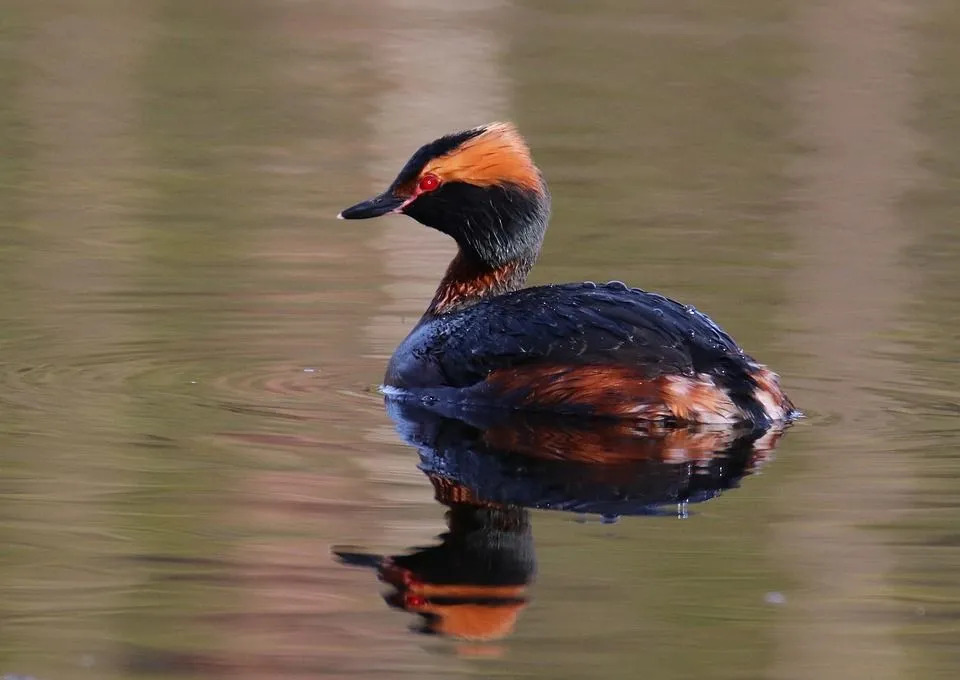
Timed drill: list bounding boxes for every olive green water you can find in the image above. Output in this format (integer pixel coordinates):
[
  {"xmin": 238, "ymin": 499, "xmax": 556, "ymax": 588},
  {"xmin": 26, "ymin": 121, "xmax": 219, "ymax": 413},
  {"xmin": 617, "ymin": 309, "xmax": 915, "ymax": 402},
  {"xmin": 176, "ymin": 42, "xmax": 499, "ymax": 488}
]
[{"xmin": 1, "ymin": 0, "xmax": 959, "ymax": 678}]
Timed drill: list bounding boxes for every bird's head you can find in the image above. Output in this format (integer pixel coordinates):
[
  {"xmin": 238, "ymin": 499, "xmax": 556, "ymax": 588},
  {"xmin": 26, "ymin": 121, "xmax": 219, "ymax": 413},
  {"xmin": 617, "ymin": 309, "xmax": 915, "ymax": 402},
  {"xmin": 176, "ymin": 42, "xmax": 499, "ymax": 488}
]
[{"xmin": 339, "ymin": 122, "xmax": 550, "ymax": 267}]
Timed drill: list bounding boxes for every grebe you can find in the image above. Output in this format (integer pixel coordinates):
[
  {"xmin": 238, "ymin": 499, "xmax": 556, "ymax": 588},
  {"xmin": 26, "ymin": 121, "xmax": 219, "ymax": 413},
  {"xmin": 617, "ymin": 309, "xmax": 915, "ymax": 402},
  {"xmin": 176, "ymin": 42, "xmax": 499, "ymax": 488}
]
[{"xmin": 339, "ymin": 122, "xmax": 795, "ymax": 424}]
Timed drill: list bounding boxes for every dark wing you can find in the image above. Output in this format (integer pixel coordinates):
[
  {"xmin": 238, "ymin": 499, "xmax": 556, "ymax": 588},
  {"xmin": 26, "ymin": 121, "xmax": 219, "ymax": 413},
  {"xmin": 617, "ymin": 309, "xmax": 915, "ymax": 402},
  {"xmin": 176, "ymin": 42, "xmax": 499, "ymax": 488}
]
[{"xmin": 432, "ymin": 282, "xmax": 753, "ymax": 385}]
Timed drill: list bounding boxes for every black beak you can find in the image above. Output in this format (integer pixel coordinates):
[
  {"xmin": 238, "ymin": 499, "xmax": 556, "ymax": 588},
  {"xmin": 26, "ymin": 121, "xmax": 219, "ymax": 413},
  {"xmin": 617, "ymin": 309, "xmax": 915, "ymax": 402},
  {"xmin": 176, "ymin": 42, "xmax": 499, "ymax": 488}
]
[{"xmin": 338, "ymin": 191, "xmax": 405, "ymax": 220}]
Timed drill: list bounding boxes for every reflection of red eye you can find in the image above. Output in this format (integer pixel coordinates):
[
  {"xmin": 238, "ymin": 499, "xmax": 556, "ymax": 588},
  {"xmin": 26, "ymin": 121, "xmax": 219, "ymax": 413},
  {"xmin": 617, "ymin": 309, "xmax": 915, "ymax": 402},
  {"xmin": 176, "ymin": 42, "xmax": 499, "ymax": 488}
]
[
  {"xmin": 404, "ymin": 594, "xmax": 427, "ymax": 609},
  {"xmin": 417, "ymin": 173, "xmax": 440, "ymax": 193}
]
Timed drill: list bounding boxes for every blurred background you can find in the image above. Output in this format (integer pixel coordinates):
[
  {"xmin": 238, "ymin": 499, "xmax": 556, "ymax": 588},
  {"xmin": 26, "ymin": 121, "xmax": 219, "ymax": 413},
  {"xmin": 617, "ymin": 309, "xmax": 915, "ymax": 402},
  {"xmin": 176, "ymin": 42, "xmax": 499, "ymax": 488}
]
[{"xmin": 1, "ymin": 0, "xmax": 959, "ymax": 678}]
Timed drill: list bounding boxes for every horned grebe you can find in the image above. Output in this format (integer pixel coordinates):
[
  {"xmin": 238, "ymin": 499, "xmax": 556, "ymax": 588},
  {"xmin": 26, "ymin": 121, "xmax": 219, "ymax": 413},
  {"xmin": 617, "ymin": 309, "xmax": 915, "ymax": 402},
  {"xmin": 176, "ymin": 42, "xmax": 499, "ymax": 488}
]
[{"xmin": 339, "ymin": 123, "xmax": 795, "ymax": 424}]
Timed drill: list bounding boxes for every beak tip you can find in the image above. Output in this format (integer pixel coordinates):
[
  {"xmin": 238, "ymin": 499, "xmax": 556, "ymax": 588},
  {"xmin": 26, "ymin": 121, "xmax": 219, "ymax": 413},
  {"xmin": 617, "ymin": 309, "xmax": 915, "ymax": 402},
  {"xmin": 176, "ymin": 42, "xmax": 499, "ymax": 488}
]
[{"xmin": 336, "ymin": 212, "xmax": 344, "ymax": 220}]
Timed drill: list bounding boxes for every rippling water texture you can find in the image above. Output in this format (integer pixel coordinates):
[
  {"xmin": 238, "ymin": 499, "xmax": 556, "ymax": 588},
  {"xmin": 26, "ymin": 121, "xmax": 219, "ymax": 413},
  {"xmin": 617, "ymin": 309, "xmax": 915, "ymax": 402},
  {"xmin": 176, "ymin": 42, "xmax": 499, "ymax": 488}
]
[{"xmin": 1, "ymin": 1, "xmax": 959, "ymax": 678}]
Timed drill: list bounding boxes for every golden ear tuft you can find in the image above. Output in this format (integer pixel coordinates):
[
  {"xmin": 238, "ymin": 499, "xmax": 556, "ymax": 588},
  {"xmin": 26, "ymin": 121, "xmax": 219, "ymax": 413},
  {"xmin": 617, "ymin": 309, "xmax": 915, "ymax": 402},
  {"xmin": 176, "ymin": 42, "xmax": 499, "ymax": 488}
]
[{"xmin": 424, "ymin": 122, "xmax": 542, "ymax": 193}]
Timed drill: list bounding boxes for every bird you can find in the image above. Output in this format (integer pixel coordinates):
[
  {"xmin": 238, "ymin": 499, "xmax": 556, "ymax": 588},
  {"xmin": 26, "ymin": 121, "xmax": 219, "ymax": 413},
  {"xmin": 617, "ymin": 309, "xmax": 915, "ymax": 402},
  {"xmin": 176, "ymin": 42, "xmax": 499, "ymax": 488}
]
[{"xmin": 339, "ymin": 122, "xmax": 796, "ymax": 425}]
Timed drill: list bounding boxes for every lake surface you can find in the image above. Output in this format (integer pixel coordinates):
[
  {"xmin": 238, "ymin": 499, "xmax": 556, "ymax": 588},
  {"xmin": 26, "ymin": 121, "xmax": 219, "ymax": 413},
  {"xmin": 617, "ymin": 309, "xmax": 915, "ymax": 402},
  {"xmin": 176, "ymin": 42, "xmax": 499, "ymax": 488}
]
[{"xmin": 1, "ymin": 1, "xmax": 958, "ymax": 678}]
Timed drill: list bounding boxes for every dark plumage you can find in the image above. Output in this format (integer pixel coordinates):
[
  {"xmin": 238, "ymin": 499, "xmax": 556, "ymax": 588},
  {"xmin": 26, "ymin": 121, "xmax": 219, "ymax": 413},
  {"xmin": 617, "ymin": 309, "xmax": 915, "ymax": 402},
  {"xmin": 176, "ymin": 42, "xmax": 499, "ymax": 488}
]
[{"xmin": 340, "ymin": 122, "xmax": 796, "ymax": 424}]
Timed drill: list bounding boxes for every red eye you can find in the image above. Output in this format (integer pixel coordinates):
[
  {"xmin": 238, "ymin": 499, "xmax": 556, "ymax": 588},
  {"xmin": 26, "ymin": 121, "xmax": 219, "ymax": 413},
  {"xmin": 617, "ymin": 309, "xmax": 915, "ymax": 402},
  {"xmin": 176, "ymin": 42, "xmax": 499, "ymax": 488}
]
[{"xmin": 417, "ymin": 173, "xmax": 441, "ymax": 193}]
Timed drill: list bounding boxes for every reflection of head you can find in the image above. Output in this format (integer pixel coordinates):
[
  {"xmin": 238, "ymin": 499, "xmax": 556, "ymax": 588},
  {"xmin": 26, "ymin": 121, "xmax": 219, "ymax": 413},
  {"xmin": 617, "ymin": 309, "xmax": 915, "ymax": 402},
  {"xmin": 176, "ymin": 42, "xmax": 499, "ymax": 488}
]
[
  {"xmin": 379, "ymin": 501, "xmax": 535, "ymax": 641},
  {"xmin": 335, "ymin": 498, "xmax": 535, "ymax": 642},
  {"xmin": 386, "ymin": 586, "xmax": 527, "ymax": 641}
]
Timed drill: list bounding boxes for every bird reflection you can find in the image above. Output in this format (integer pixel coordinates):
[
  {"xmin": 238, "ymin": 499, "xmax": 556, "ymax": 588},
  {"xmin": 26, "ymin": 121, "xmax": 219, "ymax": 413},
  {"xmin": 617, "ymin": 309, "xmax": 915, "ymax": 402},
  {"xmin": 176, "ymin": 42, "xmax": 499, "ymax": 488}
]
[
  {"xmin": 335, "ymin": 400, "xmax": 789, "ymax": 642},
  {"xmin": 337, "ymin": 501, "xmax": 533, "ymax": 642}
]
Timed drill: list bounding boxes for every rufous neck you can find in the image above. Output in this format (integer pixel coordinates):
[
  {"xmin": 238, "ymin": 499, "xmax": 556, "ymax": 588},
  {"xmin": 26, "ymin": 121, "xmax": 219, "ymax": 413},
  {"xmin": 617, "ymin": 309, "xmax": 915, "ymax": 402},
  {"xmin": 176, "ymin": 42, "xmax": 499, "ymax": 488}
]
[{"xmin": 425, "ymin": 251, "xmax": 532, "ymax": 317}]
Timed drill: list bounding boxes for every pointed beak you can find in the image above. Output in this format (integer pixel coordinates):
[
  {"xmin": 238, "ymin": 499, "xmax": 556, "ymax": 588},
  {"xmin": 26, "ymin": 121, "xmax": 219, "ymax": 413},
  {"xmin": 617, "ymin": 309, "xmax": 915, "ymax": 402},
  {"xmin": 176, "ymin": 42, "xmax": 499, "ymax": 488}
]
[{"xmin": 337, "ymin": 191, "xmax": 406, "ymax": 220}]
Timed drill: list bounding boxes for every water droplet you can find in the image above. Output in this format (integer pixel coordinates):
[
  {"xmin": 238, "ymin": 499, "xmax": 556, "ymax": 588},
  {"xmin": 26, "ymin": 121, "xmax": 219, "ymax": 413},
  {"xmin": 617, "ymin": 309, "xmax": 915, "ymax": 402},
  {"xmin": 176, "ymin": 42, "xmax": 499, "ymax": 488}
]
[{"xmin": 764, "ymin": 591, "xmax": 786, "ymax": 605}]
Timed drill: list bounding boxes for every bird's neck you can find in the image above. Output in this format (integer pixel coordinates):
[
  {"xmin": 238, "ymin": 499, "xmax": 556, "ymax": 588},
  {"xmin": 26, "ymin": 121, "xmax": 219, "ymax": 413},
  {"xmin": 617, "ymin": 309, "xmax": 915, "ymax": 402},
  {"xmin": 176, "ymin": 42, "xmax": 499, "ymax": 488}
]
[{"xmin": 425, "ymin": 250, "xmax": 533, "ymax": 317}]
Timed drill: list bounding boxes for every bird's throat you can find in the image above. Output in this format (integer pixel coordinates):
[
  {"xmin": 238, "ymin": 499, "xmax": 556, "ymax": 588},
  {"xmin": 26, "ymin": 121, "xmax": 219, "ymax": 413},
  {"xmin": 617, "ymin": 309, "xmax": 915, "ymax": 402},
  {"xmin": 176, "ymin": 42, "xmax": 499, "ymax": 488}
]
[{"xmin": 425, "ymin": 251, "xmax": 532, "ymax": 317}]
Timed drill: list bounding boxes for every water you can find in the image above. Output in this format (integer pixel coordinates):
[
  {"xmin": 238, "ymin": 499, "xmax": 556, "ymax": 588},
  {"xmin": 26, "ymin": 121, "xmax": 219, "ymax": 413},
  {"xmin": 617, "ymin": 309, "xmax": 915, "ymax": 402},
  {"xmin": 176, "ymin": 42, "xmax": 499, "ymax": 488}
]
[{"xmin": 1, "ymin": 0, "xmax": 958, "ymax": 678}]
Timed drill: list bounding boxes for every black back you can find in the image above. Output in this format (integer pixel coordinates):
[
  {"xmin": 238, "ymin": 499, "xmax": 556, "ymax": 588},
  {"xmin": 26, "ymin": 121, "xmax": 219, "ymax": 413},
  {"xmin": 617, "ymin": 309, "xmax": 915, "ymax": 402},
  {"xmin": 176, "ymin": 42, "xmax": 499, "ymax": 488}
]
[{"xmin": 386, "ymin": 281, "xmax": 762, "ymax": 407}]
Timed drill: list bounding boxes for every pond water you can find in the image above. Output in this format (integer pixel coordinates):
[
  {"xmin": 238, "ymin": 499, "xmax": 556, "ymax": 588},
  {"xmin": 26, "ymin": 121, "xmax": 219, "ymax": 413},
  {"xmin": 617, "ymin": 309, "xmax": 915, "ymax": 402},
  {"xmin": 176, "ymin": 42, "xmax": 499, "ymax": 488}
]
[{"xmin": 1, "ymin": 1, "xmax": 959, "ymax": 679}]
